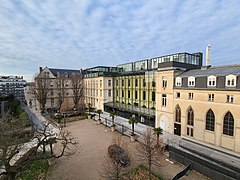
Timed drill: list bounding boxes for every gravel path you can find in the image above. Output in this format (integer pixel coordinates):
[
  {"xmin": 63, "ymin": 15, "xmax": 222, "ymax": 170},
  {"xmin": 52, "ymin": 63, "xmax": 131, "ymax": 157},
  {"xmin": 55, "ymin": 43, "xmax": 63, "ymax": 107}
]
[{"xmin": 47, "ymin": 119, "xmax": 208, "ymax": 180}]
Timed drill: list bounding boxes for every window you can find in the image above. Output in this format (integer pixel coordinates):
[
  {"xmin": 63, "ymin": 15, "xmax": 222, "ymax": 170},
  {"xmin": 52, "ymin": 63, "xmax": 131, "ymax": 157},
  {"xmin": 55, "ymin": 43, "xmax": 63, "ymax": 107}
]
[
  {"xmin": 207, "ymin": 76, "xmax": 216, "ymax": 87},
  {"xmin": 143, "ymin": 91, "xmax": 146, "ymax": 100},
  {"xmin": 162, "ymin": 76, "xmax": 167, "ymax": 88},
  {"xmin": 188, "ymin": 93, "xmax": 193, "ymax": 100},
  {"xmin": 108, "ymin": 90, "xmax": 111, "ymax": 97},
  {"xmin": 187, "ymin": 107, "xmax": 194, "ymax": 126},
  {"xmin": 122, "ymin": 79, "xmax": 124, "ymax": 86},
  {"xmin": 175, "ymin": 105, "xmax": 181, "ymax": 122},
  {"xmin": 116, "ymin": 90, "xmax": 118, "ymax": 97},
  {"xmin": 175, "ymin": 77, "xmax": 182, "ymax": 86},
  {"xmin": 223, "ymin": 111, "xmax": 234, "ymax": 136},
  {"xmin": 208, "ymin": 94, "xmax": 214, "ymax": 101},
  {"xmin": 176, "ymin": 92, "xmax": 180, "ymax": 98},
  {"xmin": 188, "ymin": 76, "xmax": 195, "ymax": 86},
  {"xmin": 100, "ymin": 90, "xmax": 102, "ymax": 97},
  {"xmin": 206, "ymin": 109, "xmax": 215, "ymax": 131},
  {"xmin": 65, "ymin": 81, "xmax": 69, "ymax": 87},
  {"xmin": 152, "ymin": 81, "xmax": 156, "ymax": 87},
  {"xmin": 51, "ymin": 98, "xmax": 54, "ymax": 107},
  {"xmin": 50, "ymin": 90, "xmax": 54, "ymax": 96},
  {"xmin": 135, "ymin": 91, "xmax": 138, "ymax": 99},
  {"xmin": 100, "ymin": 80, "xmax": 102, "ymax": 88},
  {"xmin": 143, "ymin": 79, "xmax": 146, "ymax": 87},
  {"xmin": 152, "ymin": 92, "xmax": 155, "ymax": 101},
  {"xmin": 116, "ymin": 80, "xmax": 118, "ymax": 86},
  {"xmin": 187, "ymin": 127, "xmax": 193, "ymax": 137},
  {"xmin": 162, "ymin": 94, "xmax": 167, "ymax": 106},
  {"xmin": 50, "ymin": 81, "xmax": 54, "ymax": 87},
  {"xmin": 122, "ymin": 90, "xmax": 124, "ymax": 97},
  {"xmin": 108, "ymin": 80, "xmax": 111, "ymax": 86},
  {"xmin": 135, "ymin": 79, "xmax": 138, "ymax": 87},
  {"xmin": 226, "ymin": 75, "xmax": 236, "ymax": 87},
  {"xmin": 128, "ymin": 90, "xmax": 130, "ymax": 98},
  {"xmin": 128, "ymin": 79, "xmax": 131, "ymax": 86},
  {"xmin": 226, "ymin": 95, "xmax": 233, "ymax": 103}
]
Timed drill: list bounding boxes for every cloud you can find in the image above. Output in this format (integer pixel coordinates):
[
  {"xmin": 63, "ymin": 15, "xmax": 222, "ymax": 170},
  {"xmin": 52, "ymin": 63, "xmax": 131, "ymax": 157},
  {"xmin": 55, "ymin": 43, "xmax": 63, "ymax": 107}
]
[{"xmin": 0, "ymin": 0, "xmax": 240, "ymax": 81}]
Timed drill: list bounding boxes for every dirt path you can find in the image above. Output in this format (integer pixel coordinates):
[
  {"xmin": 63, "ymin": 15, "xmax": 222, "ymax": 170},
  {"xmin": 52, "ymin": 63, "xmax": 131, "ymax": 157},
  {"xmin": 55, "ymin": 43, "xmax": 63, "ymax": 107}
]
[{"xmin": 47, "ymin": 119, "xmax": 208, "ymax": 180}]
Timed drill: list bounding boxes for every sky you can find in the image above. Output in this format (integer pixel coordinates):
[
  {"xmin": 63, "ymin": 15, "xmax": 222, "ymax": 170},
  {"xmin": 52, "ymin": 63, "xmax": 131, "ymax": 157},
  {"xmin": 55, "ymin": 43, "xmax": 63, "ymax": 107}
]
[{"xmin": 0, "ymin": 0, "xmax": 240, "ymax": 81}]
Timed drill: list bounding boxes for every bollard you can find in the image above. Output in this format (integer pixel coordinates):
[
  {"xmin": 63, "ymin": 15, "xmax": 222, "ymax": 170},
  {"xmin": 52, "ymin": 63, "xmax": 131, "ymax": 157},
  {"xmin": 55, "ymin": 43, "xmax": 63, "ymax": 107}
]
[
  {"xmin": 121, "ymin": 124, "xmax": 124, "ymax": 135},
  {"xmin": 105, "ymin": 118, "xmax": 107, "ymax": 127}
]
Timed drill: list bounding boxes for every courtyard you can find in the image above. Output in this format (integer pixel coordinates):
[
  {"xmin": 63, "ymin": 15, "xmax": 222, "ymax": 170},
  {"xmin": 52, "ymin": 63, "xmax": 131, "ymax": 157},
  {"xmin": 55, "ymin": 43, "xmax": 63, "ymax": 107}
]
[{"xmin": 47, "ymin": 119, "xmax": 208, "ymax": 180}]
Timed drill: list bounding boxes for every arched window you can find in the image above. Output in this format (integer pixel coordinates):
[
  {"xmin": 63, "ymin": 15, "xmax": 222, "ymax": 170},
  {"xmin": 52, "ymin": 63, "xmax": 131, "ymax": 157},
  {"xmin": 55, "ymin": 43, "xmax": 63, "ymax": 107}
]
[
  {"xmin": 175, "ymin": 105, "xmax": 181, "ymax": 122},
  {"xmin": 187, "ymin": 107, "xmax": 194, "ymax": 126},
  {"xmin": 206, "ymin": 109, "xmax": 215, "ymax": 131},
  {"xmin": 223, "ymin": 112, "xmax": 234, "ymax": 136}
]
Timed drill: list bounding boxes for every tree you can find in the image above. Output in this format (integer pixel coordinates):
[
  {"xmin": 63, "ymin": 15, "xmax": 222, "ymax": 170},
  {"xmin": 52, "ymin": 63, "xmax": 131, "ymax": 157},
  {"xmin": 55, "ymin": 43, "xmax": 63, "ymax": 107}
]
[
  {"xmin": 69, "ymin": 72, "xmax": 84, "ymax": 112},
  {"xmin": 96, "ymin": 109, "xmax": 102, "ymax": 120},
  {"xmin": 128, "ymin": 115, "xmax": 138, "ymax": 136},
  {"xmin": 55, "ymin": 74, "xmax": 67, "ymax": 111},
  {"xmin": 109, "ymin": 111, "xmax": 116, "ymax": 127},
  {"xmin": 31, "ymin": 76, "xmax": 50, "ymax": 112},
  {"xmin": 136, "ymin": 128, "xmax": 160, "ymax": 180},
  {"xmin": 153, "ymin": 127, "xmax": 163, "ymax": 146}
]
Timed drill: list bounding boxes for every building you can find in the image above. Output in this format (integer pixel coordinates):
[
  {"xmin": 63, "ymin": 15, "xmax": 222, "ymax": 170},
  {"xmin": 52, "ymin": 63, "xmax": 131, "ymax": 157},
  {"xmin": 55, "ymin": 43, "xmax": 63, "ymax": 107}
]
[
  {"xmin": 35, "ymin": 67, "xmax": 82, "ymax": 111},
  {"xmin": 0, "ymin": 75, "xmax": 26, "ymax": 101},
  {"xmin": 83, "ymin": 66, "xmax": 119, "ymax": 110}
]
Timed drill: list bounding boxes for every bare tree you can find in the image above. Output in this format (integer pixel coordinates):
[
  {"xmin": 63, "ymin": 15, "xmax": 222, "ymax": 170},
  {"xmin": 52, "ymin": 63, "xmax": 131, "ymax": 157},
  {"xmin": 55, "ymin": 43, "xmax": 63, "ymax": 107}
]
[
  {"xmin": 136, "ymin": 128, "xmax": 160, "ymax": 180},
  {"xmin": 55, "ymin": 74, "xmax": 67, "ymax": 111},
  {"xmin": 69, "ymin": 72, "xmax": 84, "ymax": 112},
  {"xmin": 31, "ymin": 76, "xmax": 50, "ymax": 112},
  {"xmin": 99, "ymin": 135, "xmax": 130, "ymax": 179}
]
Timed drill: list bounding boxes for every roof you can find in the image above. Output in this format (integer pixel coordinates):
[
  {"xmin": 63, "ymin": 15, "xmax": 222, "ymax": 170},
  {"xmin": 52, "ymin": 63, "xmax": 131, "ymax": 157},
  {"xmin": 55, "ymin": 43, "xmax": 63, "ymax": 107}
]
[
  {"xmin": 178, "ymin": 65, "xmax": 240, "ymax": 77},
  {"xmin": 48, "ymin": 68, "xmax": 80, "ymax": 76}
]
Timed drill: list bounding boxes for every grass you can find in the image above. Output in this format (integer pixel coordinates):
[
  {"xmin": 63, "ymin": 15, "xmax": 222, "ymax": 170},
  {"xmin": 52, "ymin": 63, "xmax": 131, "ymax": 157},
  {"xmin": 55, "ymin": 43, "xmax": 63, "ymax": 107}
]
[
  {"xmin": 16, "ymin": 159, "xmax": 50, "ymax": 180},
  {"xmin": 121, "ymin": 164, "xmax": 163, "ymax": 180}
]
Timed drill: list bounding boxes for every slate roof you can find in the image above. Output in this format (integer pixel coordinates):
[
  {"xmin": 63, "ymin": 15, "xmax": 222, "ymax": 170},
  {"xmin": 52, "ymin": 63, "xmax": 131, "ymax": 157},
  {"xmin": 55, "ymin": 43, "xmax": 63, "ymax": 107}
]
[
  {"xmin": 49, "ymin": 68, "xmax": 80, "ymax": 77},
  {"xmin": 178, "ymin": 65, "xmax": 240, "ymax": 77}
]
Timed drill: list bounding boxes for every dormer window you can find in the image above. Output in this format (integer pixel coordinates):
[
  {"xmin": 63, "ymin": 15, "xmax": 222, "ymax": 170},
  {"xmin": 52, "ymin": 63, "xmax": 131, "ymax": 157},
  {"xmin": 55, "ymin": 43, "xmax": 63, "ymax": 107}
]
[
  {"xmin": 57, "ymin": 72, "xmax": 60, "ymax": 77},
  {"xmin": 65, "ymin": 72, "xmax": 68, "ymax": 78},
  {"xmin": 188, "ymin": 76, "xmax": 195, "ymax": 86},
  {"xmin": 175, "ymin": 77, "xmax": 182, "ymax": 86},
  {"xmin": 207, "ymin": 75, "xmax": 216, "ymax": 87},
  {"xmin": 226, "ymin": 75, "xmax": 236, "ymax": 87}
]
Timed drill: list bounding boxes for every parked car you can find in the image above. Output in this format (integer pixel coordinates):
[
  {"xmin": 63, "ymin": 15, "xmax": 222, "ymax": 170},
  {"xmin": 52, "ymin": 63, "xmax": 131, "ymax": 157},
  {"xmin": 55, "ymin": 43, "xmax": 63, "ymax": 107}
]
[{"xmin": 108, "ymin": 144, "xmax": 130, "ymax": 167}]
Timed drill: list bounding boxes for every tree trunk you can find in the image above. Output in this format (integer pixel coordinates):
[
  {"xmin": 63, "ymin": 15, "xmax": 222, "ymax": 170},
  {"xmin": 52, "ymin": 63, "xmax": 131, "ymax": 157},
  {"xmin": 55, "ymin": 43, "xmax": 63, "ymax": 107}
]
[
  {"xmin": 157, "ymin": 134, "xmax": 159, "ymax": 146},
  {"xmin": 132, "ymin": 124, "xmax": 134, "ymax": 136}
]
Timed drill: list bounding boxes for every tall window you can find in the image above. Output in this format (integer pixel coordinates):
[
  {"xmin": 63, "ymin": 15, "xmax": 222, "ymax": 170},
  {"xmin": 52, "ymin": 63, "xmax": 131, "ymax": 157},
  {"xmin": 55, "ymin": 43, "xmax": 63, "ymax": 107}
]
[
  {"xmin": 152, "ymin": 81, "xmax": 156, "ymax": 87},
  {"xmin": 175, "ymin": 105, "xmax": 181, "ymax": 122},
  {"xmin": 108, "ymin": 80, "xmax": 111, "ymax": 86},
  {"xmin": 143, "ymin": 91, "xmax": 146, "ymax": 100},
  {"xmin": 208, "ymin": 94, "xmax": 214, "ymax": 101},
  {"xmin": 188, "ymin": 93, "xmax": 193, "ymax": 100},
  {"xmin": 128, "ymin": 79, "xmax": 131, "ymax": 86},
  {"xmin": 128, "ymin": 90, "xmax": 130, "ymax": 98},
  {"xmin": 187, "ymin": 107, "xmax": 194, "ymax": 137},
  {"xmin": 152, "ymin": 92, "xmax": 155, "ymax": 101},
  {"xmin": 162, "ymin": 76, "xmax": 167, "ymax": 88},
  {"xmin": 135, "ymin": 79, "xmax": 138, "ymax": 87},
  {"xmin": 122, "ymin": 90, "xmax": 124, "ymax": 97},
  {"xmin": 187, "ymin": 107, "xmax": 194, "ymax": 126},
  {"xmin": 143, "ymin": 79, "xmax": 146, "ymax": 87},
  {"xmin": 223, "ymin": 112, "xmax": 234, "ymax": 136},
  {"xmin": 162, "ymin": 94, "xmax": 167, "ymax": 106},
  {"xmin": 100, "ymin": 80, "xmax": 102, "ymax": 88},
  {"xmin": 206, "ymin": 109, "xmax": 215, "ymax": 131},
  {"xmin": 116, "ymin": 90, "xmax": 118, "ymax": 97},
  {"xmin": 122, "ymin": 79, "xmax": 124, "ymax": 86},
  {"xmin": 135, "ymin": 91, "xmax": 138, "ymax": 99},
  {"xmin": 116, "ymin": 80, "xmax": 118, "ymax": 86},
  {"xmin": 108, "ymin": 90, "xmax": 111, "ymax": 97}
]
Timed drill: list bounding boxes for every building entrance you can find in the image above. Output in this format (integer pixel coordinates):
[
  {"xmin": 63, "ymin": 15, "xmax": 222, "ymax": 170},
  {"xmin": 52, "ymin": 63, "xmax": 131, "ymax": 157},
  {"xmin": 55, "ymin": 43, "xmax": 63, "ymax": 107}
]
[{"xmin": 174, "ymin": 123, "xmax": 181, "ymax": 136}]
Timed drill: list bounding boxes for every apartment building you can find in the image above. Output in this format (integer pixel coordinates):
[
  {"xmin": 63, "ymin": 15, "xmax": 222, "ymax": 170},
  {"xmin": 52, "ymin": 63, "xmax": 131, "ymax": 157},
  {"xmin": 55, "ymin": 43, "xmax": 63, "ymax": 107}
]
[
  {"xmin": 35, "ymin": 67, "xmax": 80, "ymax": 111},
  {"xmin": 83, "ymin": 66, "xmax": 119, "ymax": 110},
  {"xmin": 0, "ymin": 75, "xmax": 26, "ymax": 101}
]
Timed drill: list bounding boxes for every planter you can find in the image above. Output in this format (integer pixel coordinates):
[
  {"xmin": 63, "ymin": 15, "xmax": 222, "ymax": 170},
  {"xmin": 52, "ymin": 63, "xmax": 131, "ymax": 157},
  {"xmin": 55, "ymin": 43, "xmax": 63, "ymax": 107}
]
[
  {"xmin": 130, "ymin": 135, "xmax": 135, "ymax": 142},
  {"xmin": 111, "ymin": 126, "xmax": 115, "ymax": 132},
  {"xmin": 97, "ymin": 119, "xmax": 101, "ymax": 124}
]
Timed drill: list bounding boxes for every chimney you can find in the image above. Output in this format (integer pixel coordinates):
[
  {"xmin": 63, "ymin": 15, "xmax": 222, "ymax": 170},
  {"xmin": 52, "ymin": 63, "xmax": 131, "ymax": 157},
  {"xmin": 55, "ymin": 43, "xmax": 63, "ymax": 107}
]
[
  {"xmin": 39, "ymin": 66, "xmax": 43, "ymax": 73},
  {"xmin": 206, "ymin": 44, "xmax": 211, "ymax": 66}
]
